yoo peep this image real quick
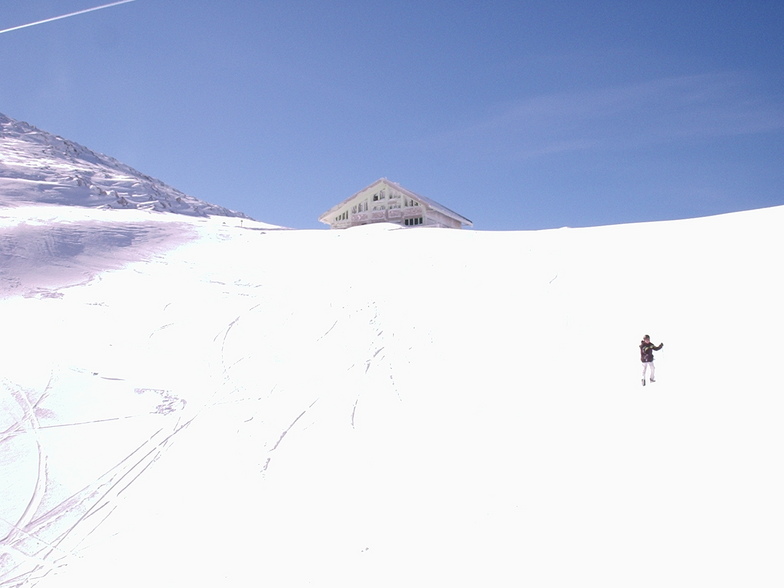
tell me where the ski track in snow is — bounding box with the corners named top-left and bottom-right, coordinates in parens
top-left (0, 378), bottom-right (193, 587)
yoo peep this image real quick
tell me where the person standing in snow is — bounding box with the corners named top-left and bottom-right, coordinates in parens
top-left (640, 335), bottom-right (663, 386)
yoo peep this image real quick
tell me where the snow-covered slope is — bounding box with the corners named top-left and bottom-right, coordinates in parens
top-left (0, 113), bottom-right (248, 218)
top-left (0, 113), bottom-right (273, 296)
top-left (1, 190), bottom-right (783, 584)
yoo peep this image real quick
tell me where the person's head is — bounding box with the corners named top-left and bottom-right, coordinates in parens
top-left (643, 335), bottom-right (650, 342)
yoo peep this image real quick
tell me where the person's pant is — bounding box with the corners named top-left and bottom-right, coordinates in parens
top-left (642, 361), bottom-right (655, 381)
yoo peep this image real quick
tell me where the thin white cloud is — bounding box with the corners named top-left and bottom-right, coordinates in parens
top-left (0, 0), bottom-right (136, 36)
top-left (433, 73), bottom-right (784, 160)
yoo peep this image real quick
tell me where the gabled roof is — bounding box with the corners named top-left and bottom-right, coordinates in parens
top-left (319, 178), bottom-right (473, 227)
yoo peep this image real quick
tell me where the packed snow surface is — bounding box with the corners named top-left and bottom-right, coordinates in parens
top-left (1, 199), bottom-right (783, 587)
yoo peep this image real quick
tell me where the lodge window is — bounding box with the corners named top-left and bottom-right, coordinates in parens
top-left (404, 217), bottom-right (423, 226)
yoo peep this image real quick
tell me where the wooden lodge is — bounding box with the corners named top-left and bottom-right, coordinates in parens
top-left (318, 178), bottom-right (473, 230)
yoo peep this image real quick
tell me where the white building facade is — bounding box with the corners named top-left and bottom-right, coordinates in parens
top-left (319, 178), bottom-right (473, 230)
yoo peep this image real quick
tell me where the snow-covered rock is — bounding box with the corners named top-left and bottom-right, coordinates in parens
top-left (0, 113), bottom-right (249, 218)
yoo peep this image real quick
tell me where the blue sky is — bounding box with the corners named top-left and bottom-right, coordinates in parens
top-left (1, 0), bottom-right (783, 230)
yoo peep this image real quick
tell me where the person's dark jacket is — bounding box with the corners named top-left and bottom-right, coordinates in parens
top-left (640, 340), bottom-right (663, 362)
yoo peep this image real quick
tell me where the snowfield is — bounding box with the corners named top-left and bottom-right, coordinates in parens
top-left (1, 197), bottom-right (782, 587)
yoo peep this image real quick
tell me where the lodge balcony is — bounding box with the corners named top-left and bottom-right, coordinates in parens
top-left (332, 206), bottom-right (423, 228)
